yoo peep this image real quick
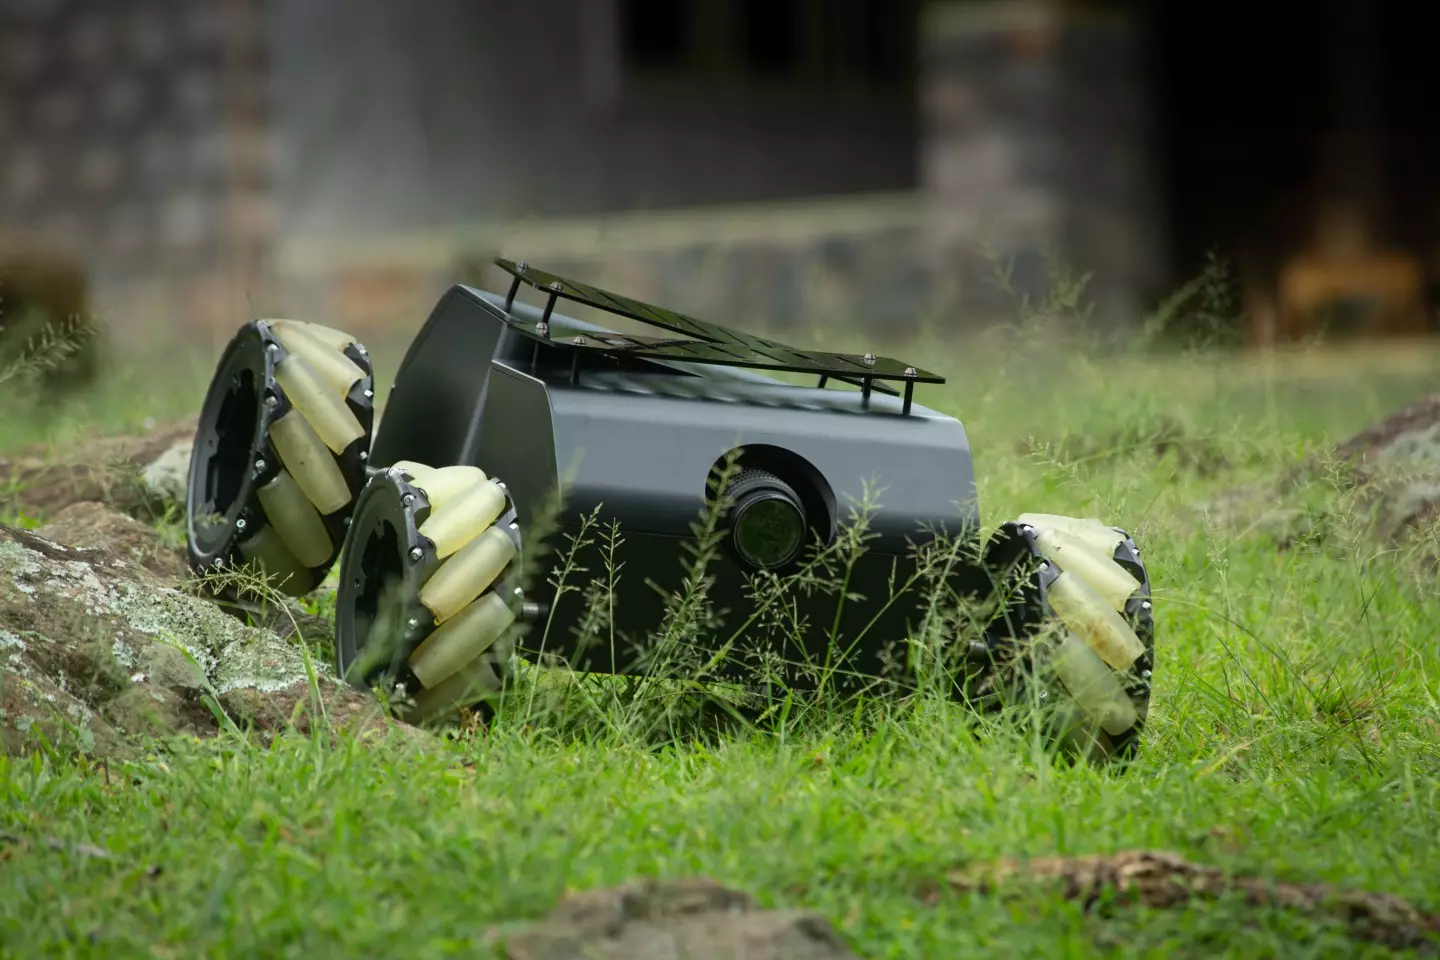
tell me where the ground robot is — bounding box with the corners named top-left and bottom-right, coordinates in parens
top-left (185, 260), bottom-right (1156, 760)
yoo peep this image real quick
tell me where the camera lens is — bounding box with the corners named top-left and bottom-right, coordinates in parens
top-left (725, 470), bottom-right (807, 570)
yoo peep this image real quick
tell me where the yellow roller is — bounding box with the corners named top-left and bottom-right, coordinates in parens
top-left (1033, 526), bottom-right (1140, 612)
top-left (412, 465), bottom-right (488, 511)
top-left (263, 318), bottom-right (356, 352)
top-left (255, 469), bottom-right (334, 568)
top-left (237, 525), bottom-right (314, 596)
top-left (419, 526), bottom-right (517, 624)
top-left (418, 479), bottom-right (507, 559)
top-left (408, 656), bottom-right (503, 724)
top-left (1050, 632), bottom-right (1138, 736)
top-left (1046, 571), bottom-right (1146, 671)
top-left (1018, 513), bottom-right (1126, 555)
top-left (269, 320), bottom-right (367, 397)
top-left (274, 354), bottom-right (365, 454)
top-left (269, 410), bottom-right (353, 515)
top-left (389, 460), bottom-right (438, 486)
top-left (407, 590), bottom-right (515, 689)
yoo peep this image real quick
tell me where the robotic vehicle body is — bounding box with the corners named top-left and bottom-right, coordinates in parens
top-left (185, 259), bottom-right (1156, 757)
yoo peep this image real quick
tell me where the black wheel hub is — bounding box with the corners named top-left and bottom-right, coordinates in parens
top-left (186, 322), bottom-right (281, 570)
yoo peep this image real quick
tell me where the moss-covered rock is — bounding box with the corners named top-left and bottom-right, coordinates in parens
top-left (0, 515), bottom-right (409, 757)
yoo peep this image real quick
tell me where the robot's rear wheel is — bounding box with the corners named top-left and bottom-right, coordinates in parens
top-left (334, 463), bottom-right (523, 723)
top-left (980, 513), bottom-right (1156, 764)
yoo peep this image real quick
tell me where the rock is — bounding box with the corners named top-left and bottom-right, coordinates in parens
top-left (35, 500), bottom-right (332, 647)
top-left (36, 501), bottom-right (191, 581)
top-left (0, 417), bottom-right (197, 522)
top-left (500, 877), bottom-right (859, 960)
top-left (140, 439), bottom-right (193, 509)
top-left (0, 520), bottom-right (409, 756)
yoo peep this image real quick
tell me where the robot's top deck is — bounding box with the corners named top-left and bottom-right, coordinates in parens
top-left (495, 258), bottom-right (944, 414)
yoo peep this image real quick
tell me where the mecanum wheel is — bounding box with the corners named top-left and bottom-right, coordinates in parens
top-left (979, 513), bottom-right (1155, 763)
top-left (186, 318), bottom-right (375, 595)
top-left (334, 462), bottom-right (524, 724)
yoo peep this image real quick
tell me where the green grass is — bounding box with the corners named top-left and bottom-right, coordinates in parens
top-left (3, 288), bottom-right (1440, 957)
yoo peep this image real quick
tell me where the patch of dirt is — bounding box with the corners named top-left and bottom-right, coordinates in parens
top-left (1195, 390), bottom-right (1440, 554)
top-left (499, 877), bottom-right (858, 960)
top-left (0, 417), bottom-right (196, 522)
top-left (942, 850), bottom-right (1440, 952)
top-left (0, 515), bottom-right (418, 757)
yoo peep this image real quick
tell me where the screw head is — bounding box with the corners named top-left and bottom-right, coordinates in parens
top-left (408, 547), bottom-right (423, 562)
top-left (266, 342), bottom-right (279, 352)
top-left (513, 587), bottom-right (524, 597)
top-left (572, 335), bottom-right (588, 346)
top-left (516, 261), bottom-right (529, 273)
top-left (254, 458), bottom-right (266, 472)
top-left (1141, 669), bottom-right (1152, 679)
top-left (535, 321), bottom-right (550, 338)
top-left (1038, 689), bottom-right (1048, 700)
top-left (407, 617), bottom-right (419, 628)
top-left (264, 395), bottom-right (278, 408)
top-left (402, 493), bottom-right (415, 506)
top-left (549, 280), bottom-right (563, 291)
top-left (861, 352), bottom-right (877, 365)
top-left (363, 389), bottom-right (374, 399)
top-left (358, 450), bottom-right (368, 461)
top-left (1141, 600), bottom-right (1152, 610)
top-left (903, 366), bottom-right (917, 377)
top-left (236, 518), bottom-right (246, 530)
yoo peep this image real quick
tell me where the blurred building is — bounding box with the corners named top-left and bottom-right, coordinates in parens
top-left (2, 0), bottom-right (1437, 342)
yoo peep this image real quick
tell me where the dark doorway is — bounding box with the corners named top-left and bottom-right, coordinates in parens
top-left (1143, 9), bottom-right (1330, 291)
top-left (1144, 2), bottom-right (1440, 320)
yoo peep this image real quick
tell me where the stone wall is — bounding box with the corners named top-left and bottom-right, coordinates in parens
top-left (3, 0), bottom-right (1164, 344)
top-left (267, 0), bottom-right (920, 241)
top-left (264, 193), bottom-right (937, 345)
top-left (0, 0), bottom-right (272, 294)
top-left (919, 0), bottom-right (1164, 325)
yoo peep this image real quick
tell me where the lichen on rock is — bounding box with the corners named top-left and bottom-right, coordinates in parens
top-left (1, 511), bottom-right (399, 756)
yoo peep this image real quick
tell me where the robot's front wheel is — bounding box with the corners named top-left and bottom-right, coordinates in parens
top-left (980, 513), bottom-right (1156, 764)
top-left (334, 462), bottom-right (524, 723)
top-left (185, 318), bottom-right (376, 595)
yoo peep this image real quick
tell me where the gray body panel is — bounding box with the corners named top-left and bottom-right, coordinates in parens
top-left (487, 364), bottom-right (976, 549)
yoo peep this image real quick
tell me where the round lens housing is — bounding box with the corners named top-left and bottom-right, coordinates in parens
top-left (725, 471), bottom-right (808, 570)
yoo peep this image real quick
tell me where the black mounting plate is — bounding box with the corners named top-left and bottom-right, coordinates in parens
top-left (495, 258), bottom-right (945, 394)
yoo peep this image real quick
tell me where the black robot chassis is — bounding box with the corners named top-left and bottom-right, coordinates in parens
top-left (185, 259), bottom-right (1156, 760)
